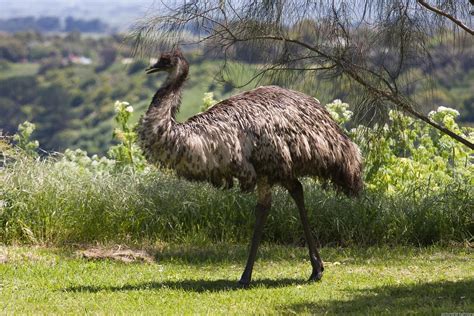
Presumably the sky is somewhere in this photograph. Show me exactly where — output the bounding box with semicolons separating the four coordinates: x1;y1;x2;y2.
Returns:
0;0;160;30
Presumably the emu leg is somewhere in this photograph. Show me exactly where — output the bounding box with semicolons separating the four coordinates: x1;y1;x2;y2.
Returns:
287;180;324;282
239;179;272;287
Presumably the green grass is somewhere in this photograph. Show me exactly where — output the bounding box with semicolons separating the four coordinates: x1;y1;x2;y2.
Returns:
0;62;39;79
1;245;472;314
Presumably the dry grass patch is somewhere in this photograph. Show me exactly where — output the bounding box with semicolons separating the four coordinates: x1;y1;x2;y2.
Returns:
77;246;155;264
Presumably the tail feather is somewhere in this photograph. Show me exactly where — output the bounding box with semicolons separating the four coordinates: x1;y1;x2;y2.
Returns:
331;141;364;197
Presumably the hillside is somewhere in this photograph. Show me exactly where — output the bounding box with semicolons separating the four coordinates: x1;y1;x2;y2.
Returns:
0;32;473;154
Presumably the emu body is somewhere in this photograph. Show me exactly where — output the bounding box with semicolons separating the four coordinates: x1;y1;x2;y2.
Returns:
138;50;363;286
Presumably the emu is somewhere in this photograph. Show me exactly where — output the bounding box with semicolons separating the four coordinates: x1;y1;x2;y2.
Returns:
137;50;363;287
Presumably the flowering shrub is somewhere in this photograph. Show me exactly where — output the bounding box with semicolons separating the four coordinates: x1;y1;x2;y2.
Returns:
13;121;39;158
108;101;146;171
9;101;147;174
200;92;218;112
56;148;116;174
325;99;353;125
53;101;147;174
325;100;474;195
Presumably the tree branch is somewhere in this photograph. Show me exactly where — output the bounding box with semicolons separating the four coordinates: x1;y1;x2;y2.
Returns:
417;0;474;35
234;34;474;150
346;69;474;150
132;1;474;149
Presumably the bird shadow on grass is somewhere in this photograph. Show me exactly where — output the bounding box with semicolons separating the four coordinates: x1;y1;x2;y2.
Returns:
153;245;250;265
151;244;311;265
63;278;304;293
279;278;474;314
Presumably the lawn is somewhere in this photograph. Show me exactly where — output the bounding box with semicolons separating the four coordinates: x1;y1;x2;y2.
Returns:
1;244;472;314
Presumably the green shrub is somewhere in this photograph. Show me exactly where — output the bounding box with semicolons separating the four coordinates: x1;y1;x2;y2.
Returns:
108;101;146;171
12;121;39;158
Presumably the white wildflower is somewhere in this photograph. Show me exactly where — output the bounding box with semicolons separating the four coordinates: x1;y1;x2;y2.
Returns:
437;106;459;117
114;101;131;113
429;106;460;120
326;99;353;124
201;92;217;112
114;101;122;113
125;106;134;113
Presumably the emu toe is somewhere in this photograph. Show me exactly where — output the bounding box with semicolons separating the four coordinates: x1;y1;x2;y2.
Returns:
308;265;324;282
308;270;323;282
238;279;251;288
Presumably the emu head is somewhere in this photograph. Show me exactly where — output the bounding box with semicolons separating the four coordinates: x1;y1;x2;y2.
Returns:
145;50;188;76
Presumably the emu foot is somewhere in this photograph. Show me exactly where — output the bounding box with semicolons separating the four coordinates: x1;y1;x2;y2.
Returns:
308;264;324;282
238;279;251;288
308;270;323;282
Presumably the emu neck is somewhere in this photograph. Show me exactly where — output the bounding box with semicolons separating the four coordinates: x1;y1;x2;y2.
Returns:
138;62;189;167
147;67;188;127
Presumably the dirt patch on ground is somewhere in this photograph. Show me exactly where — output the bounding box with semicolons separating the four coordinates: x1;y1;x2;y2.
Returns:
77;247;155;264
0;246;7;264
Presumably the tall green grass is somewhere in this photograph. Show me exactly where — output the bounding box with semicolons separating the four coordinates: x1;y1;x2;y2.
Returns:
1;156;472;246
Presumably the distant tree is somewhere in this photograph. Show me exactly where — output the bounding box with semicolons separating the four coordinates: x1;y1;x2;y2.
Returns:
461;96;474;122
65;31;81;42
127;59;148;75
38;57;64;75
0;17;35;32
0;60;10;71
0;76;38;135
65;16;108;33
133;0;474;149
35;84;74;150
0;16;61;32
36;17;60;32
0;76;37;104
0;35;27;62
95;46;117;72
0;97;28;134
14;31;43;42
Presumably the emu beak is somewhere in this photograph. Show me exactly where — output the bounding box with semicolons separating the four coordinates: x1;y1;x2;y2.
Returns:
145;66;160;74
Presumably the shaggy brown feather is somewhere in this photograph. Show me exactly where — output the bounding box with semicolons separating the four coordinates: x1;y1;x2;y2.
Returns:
137;51;363;196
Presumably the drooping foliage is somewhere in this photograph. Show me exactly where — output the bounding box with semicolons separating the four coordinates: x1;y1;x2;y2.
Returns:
132;0;474;149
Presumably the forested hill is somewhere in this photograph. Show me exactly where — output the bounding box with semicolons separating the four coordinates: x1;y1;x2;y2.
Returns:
0;31;473;154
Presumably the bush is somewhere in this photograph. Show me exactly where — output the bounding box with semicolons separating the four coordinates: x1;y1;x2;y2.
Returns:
12;121;39;158
326;100;473;190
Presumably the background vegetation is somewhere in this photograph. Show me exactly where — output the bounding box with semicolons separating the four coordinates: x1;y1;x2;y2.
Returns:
0;31;473;155
1;100;472;246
